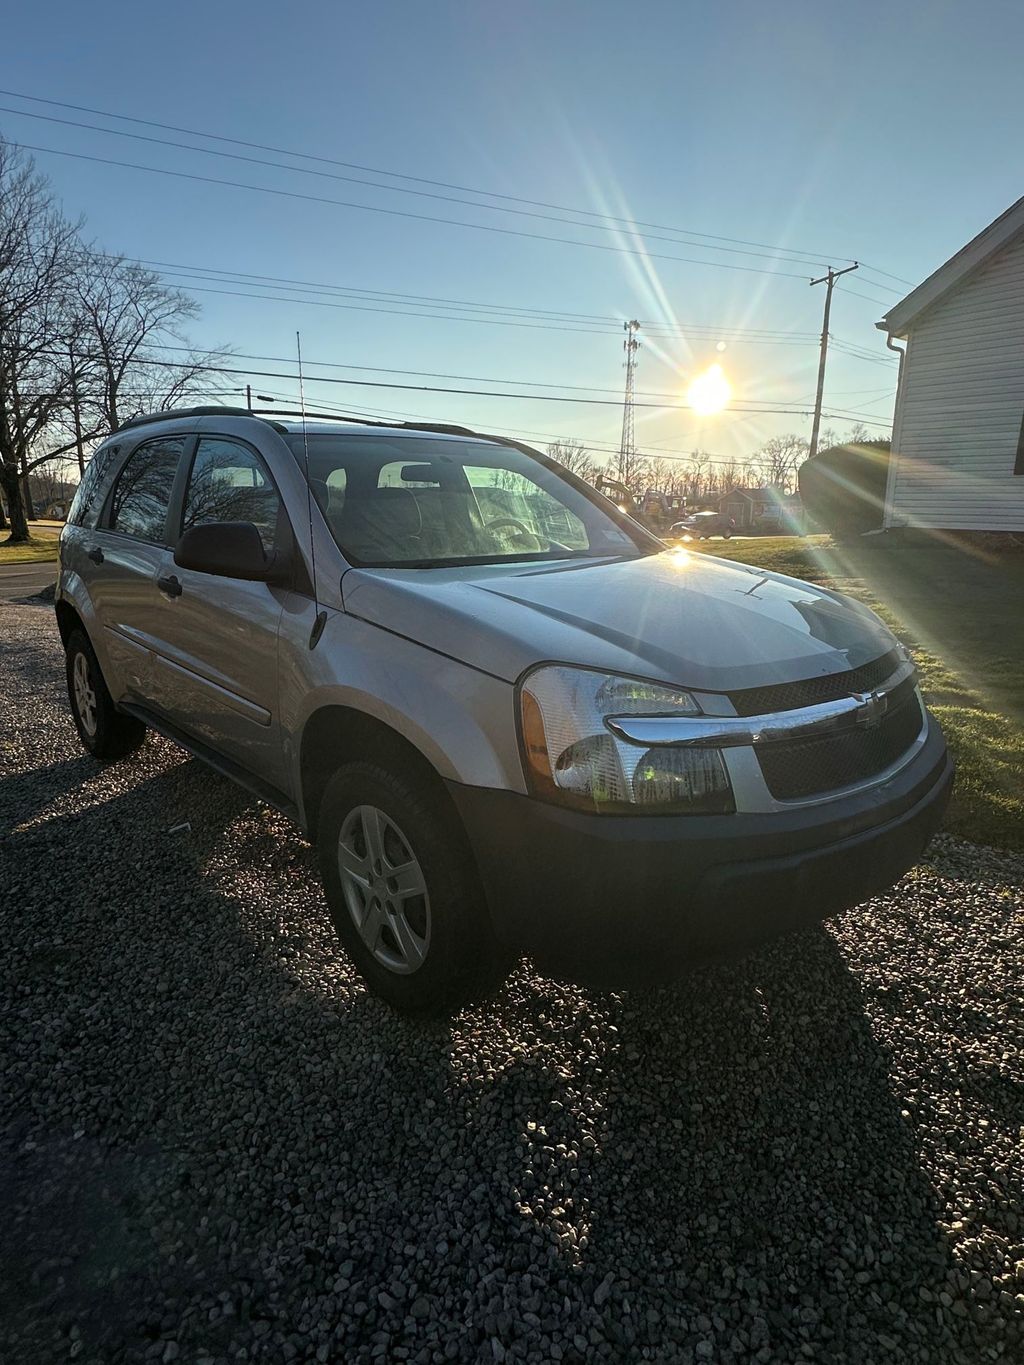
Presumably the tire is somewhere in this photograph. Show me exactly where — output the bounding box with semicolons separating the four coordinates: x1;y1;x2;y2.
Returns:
722;530;732;540
317;761;513;1015
65;628;146;761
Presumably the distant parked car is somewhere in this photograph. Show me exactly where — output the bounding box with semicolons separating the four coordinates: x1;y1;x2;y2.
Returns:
670;510;735;540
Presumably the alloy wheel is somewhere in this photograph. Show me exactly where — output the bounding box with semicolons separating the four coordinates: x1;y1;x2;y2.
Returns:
73;651;98;737
337;805;431;974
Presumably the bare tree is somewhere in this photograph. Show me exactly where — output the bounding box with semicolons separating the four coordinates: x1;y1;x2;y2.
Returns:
717;457;742;495
73;253;228;435
546;438;596;483
753;434;808;491
0;141;85;542
618;447;648;496
29;454;77;512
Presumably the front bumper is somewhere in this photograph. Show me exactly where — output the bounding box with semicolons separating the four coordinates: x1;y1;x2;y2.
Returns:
446;723;953;986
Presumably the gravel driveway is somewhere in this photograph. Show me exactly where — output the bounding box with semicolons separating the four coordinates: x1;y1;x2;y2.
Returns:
2;602;1022;1365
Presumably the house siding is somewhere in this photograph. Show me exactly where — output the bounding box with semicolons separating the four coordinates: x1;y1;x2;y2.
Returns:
886;232;1024;531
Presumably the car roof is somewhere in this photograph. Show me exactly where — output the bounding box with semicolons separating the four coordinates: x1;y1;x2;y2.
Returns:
113;405;507;446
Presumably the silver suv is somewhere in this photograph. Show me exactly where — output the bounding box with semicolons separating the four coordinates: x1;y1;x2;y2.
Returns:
57;409;952;1013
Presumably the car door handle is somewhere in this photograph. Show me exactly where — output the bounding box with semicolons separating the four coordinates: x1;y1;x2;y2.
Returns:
157;574;183;598
86;545;104;564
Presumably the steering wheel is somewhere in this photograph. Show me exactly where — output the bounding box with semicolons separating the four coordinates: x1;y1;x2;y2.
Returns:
483;516;545;552
484;516;535;539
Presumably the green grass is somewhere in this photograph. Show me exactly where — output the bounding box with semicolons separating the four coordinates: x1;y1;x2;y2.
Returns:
0;536;59;564
692;534;1024;852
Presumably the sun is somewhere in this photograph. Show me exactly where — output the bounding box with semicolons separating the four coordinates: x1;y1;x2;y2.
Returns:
686;363;731;416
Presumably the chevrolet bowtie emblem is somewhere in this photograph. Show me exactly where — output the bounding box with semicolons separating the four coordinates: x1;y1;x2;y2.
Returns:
853;690;889;728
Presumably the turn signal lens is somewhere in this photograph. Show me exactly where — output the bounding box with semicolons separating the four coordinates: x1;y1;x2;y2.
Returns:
520;688;553;783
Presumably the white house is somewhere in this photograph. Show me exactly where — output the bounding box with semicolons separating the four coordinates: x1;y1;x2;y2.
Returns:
878;195;1024;532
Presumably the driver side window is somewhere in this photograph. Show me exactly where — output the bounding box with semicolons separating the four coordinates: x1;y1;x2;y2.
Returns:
182;437;282;555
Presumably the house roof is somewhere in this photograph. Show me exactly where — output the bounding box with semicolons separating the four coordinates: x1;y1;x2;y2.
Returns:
721;486;787;500
877;195;1024;337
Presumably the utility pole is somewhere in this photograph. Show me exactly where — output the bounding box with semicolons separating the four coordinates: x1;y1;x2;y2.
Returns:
246;383;252;411
808;262;858;458
618;319;641;480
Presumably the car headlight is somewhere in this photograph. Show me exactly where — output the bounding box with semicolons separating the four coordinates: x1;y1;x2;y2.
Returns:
518;665;735;814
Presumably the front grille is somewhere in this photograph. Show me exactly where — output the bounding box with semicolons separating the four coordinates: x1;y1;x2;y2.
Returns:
757;691;924;800
729;649;901;717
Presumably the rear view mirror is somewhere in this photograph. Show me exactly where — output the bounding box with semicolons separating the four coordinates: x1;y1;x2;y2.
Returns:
174;521;269;581
399;463;441;484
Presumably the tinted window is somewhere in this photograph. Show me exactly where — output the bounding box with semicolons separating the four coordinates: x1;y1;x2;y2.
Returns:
285;434;646;568
108;437;184;542
67;443;120;529
182;438;282;555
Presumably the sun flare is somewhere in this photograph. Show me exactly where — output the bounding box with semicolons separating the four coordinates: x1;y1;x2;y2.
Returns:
686;363;731;416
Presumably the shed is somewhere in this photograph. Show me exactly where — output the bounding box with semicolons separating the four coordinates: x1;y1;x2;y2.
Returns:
719;487;802;533
878;196;1024;531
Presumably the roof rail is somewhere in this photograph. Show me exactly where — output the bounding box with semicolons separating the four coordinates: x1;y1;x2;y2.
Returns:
250;410;491;441
116;405;531;450
114;406;287;434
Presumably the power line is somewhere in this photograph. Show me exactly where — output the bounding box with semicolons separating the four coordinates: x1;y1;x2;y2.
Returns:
88;337;888;419
0;103;850;273
855;260;915;288
1;87;869;269
9;139;822;282
829;338;897;367
92;255;628;326
34;344;891;425
106;255;818;339
99;273;820;342
148;271;819;342
836;283;899;308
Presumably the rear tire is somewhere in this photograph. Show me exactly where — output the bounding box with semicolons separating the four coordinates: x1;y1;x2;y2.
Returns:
65;628;146;761
317;761;513;1015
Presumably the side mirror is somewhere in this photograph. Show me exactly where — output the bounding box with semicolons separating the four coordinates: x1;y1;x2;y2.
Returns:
174;521;269;581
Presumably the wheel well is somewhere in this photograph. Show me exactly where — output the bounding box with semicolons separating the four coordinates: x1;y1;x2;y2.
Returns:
54;600;85;648
300;706;453;837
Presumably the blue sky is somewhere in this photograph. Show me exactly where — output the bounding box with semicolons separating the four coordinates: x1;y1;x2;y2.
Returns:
4;0;1023;466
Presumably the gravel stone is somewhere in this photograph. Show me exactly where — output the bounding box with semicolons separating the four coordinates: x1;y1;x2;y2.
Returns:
2;604;1023;1364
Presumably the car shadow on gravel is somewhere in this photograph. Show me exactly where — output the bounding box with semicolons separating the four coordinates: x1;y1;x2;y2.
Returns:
445;935;976;1362
0;751;1008;1364
0;757;110;835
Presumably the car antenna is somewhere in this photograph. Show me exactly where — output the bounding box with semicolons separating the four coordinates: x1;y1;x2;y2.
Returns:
297;330;327;649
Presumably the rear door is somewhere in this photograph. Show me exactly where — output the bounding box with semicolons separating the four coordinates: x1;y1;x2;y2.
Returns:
147;434;288;790
85;433;188;703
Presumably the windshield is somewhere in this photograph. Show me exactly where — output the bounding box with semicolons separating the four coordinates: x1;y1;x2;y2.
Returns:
285;433;653;568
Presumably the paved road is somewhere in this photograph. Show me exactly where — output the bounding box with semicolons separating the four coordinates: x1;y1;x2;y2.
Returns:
2;603;1022;1365
0;561;57;603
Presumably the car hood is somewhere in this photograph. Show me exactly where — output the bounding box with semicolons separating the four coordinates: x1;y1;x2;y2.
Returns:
340;549;898;693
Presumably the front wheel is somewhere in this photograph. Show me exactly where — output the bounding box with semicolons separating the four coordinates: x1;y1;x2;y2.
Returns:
317;761;513;1014
722;530;732;540
65;629;146;760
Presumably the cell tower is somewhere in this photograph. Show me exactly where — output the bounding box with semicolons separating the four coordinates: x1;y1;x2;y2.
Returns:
618;320;641;480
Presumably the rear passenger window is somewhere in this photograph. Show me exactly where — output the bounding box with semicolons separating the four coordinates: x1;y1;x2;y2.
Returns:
108;436;184;543
67;443;120;529
182;437;281;555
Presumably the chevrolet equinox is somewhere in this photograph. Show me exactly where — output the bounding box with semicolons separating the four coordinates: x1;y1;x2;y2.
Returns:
56;409;953;1013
